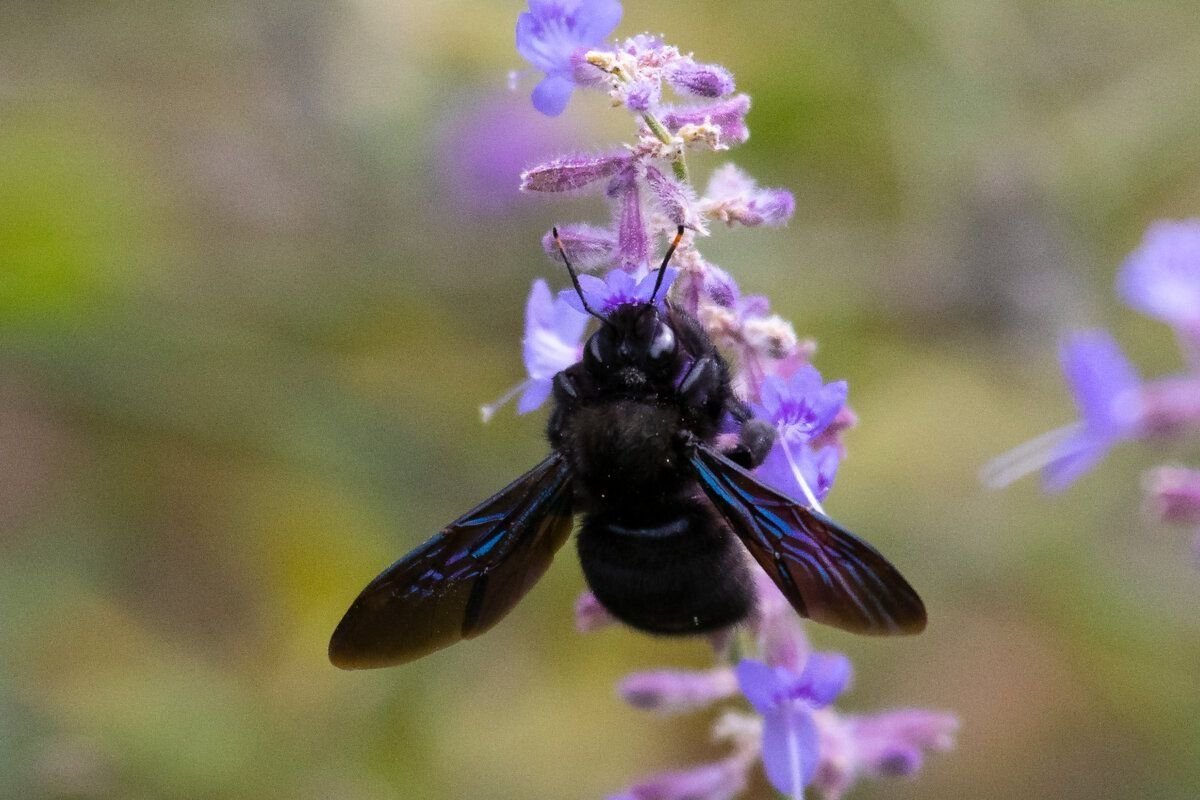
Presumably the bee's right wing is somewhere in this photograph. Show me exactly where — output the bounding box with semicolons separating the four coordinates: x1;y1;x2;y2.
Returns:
329;454;575;669
691;444;926;636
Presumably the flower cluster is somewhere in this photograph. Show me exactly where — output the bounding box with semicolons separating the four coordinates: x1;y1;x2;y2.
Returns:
485;3;960;798
983;220;1200;559
589;575;958;800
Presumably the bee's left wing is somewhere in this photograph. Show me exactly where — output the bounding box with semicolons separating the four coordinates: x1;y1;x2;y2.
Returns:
329;454;574;669
691;444;926;636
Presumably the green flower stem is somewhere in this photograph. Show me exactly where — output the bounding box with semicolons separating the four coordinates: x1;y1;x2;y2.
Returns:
641;111;689;182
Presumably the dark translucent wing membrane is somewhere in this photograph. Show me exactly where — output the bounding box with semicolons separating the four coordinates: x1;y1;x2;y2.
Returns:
329;454;574;669
691;445;926;636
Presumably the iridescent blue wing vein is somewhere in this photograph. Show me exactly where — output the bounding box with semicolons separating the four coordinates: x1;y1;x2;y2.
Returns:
329;454;575;668
691;445;925;636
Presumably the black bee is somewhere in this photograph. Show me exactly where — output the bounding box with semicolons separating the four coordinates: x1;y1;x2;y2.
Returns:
329;228;925;669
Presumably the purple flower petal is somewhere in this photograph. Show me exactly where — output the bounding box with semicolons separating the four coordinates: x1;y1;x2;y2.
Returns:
644;165;704;231
1117;219;1200;328
523;278;588;382
560;272;610;313
1060;330;1141;437
761;702;820;796
734;659;786;715
531;73;578;116
517;378;553;414
795;651;852;707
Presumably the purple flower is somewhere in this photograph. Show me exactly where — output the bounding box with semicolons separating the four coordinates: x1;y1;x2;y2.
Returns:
753;368;848;443
981;330;1143;492
560;267;679;314
1117;219;1200;332
516;0;623;116
736;655;852;797
480;279;588;420
520;151;632;192
575;590;617;632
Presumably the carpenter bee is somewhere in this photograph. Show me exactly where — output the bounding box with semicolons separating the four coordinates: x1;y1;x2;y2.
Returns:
329;228;925;669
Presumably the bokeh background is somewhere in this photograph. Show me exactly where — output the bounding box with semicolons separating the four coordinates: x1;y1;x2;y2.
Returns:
3;2;1200;798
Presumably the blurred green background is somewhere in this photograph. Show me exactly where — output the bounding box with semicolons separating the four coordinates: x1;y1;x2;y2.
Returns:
2;1;1199;798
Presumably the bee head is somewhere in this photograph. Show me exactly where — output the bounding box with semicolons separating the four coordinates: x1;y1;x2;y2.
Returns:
583;303;678;384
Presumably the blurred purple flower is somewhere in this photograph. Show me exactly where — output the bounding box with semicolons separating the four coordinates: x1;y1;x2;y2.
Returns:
1117;219;1200;334
1145;466;1200;525
560;268;679;314
481;279;588;420
736;655;852;797
575;590;617;632
814;709;959;799
619;668;740;714
609;756;750;800
516;0;623;116
982;330;1143;492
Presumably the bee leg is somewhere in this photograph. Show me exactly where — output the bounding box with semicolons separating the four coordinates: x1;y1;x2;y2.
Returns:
723;418;776;469
678;354;721;407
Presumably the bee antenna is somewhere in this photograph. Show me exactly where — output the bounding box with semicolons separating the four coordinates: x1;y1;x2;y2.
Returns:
649;225;686;305
552;227;608;324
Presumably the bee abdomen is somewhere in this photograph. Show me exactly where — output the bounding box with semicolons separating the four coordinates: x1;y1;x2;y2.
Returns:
576;498;754;635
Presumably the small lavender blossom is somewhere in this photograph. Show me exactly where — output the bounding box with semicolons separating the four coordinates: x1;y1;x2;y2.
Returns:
981;330;1143;492
521;151;632;192
516;0;623;116
701;164;796;227
1145;466;1200;525
481;279;588;420
757;442;841;506
575;590;617;632
736;655;853;797
643;164;705;233
609;755;751;800
561;267;679;315
1117;219;1200;334
664;59;736;98
813;709;959;799
618;668;740;714
541;223;617;269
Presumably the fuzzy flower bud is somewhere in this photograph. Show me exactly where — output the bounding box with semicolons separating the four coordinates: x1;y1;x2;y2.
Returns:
608;166;650;270
541;223;616;269
1144;466;1200;525
618;668;740;714
575;591;617;632
644;165;706;232
609;757;751;800
665;59;736;98
521;152;632;193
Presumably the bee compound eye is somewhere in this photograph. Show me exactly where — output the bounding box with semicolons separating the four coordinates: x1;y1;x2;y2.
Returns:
648;322;676;360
